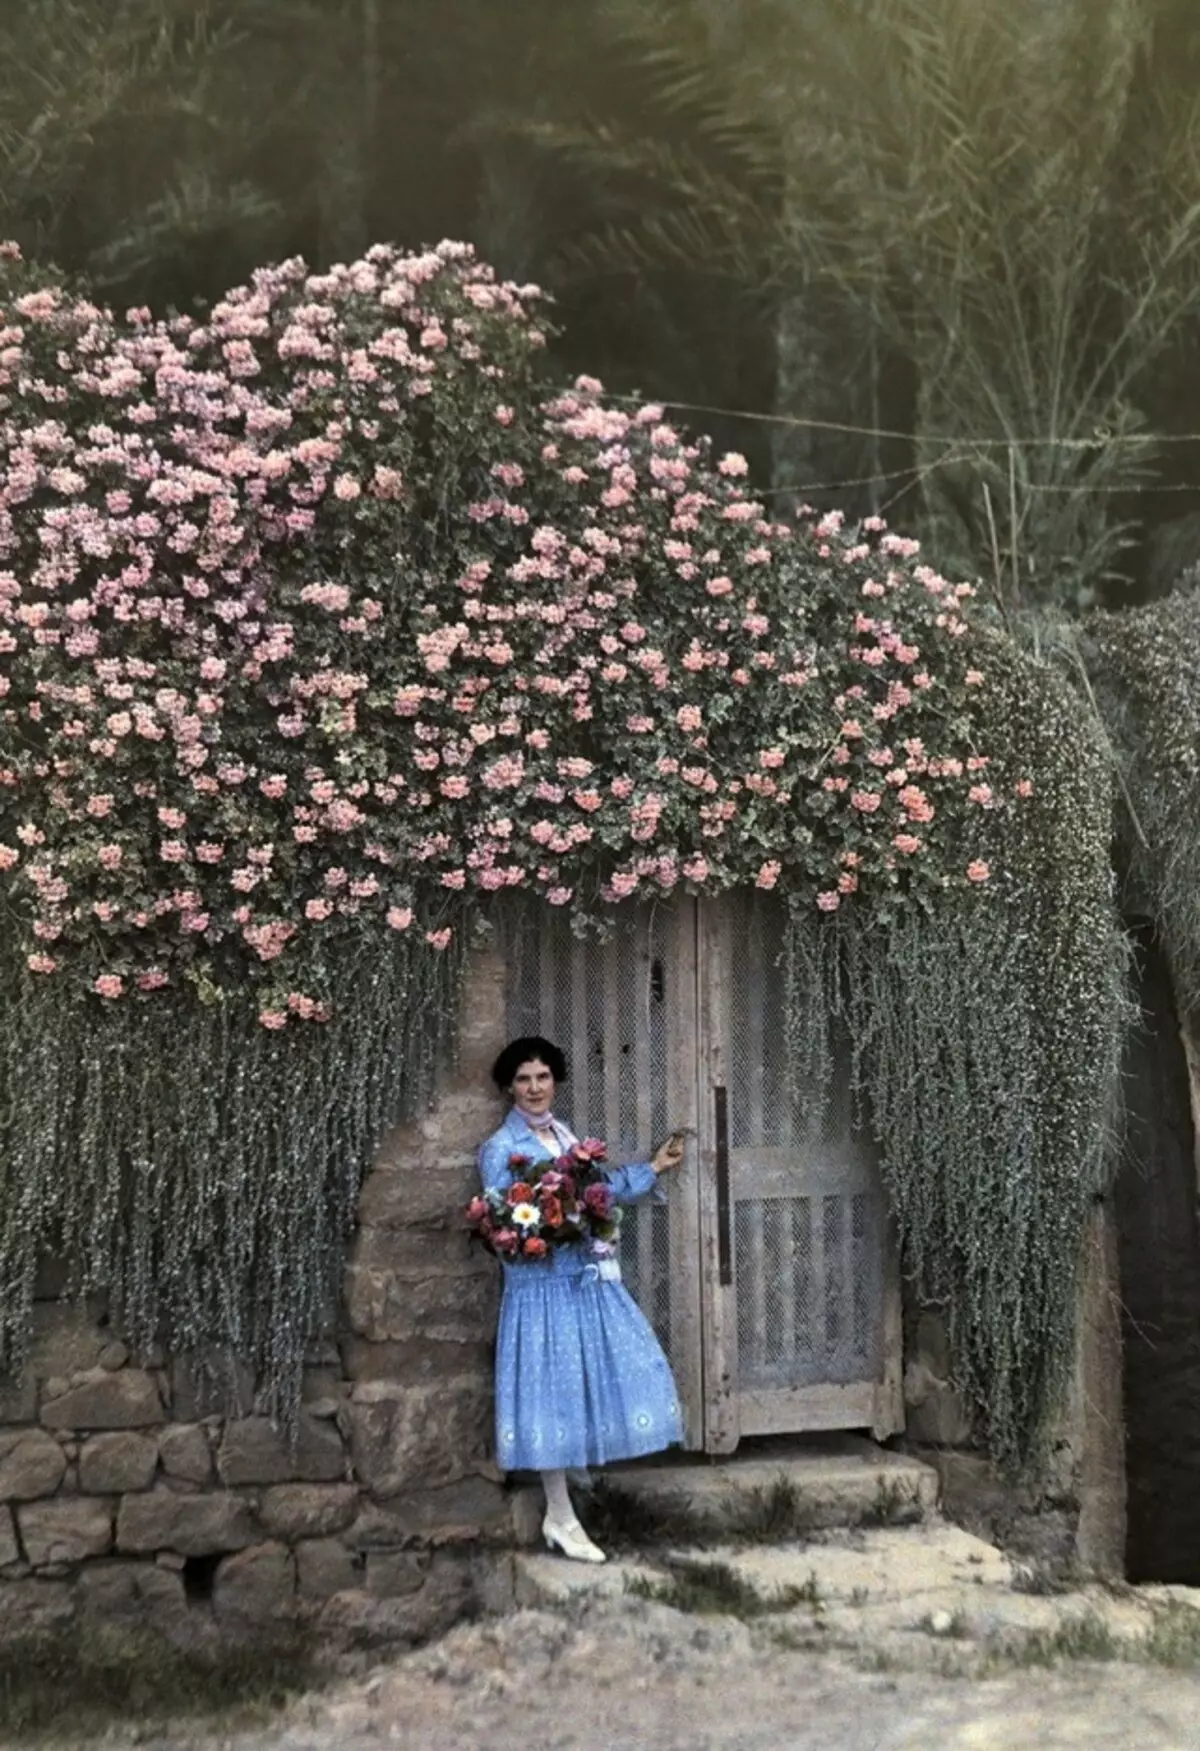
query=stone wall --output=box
[902,1204,1126,1579]
[0,948,516,1650]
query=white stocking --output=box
[541,1467,575,1525]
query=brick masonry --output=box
[0,946,515,1649]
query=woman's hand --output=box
[651,1132,686,1176]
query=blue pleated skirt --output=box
[493,1250,684,1473]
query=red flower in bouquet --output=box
[509,1180,534,1204]
[493,1229,519,1254]
[583,1183,615,1220]
[522,1236,548,1258]
[540,1194,564,1228]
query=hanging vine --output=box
[1083,592,1200,1020]
[0,240,1127,1457]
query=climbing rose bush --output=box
[0,240,1029,1021]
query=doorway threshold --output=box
[597,1434,938,1542]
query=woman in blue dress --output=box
[478,1034,684,1563]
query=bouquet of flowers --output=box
[465,1138,619,1262]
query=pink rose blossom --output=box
[94,974,124,999]
[967,860,991,884]
[815,891,842,912]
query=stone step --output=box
[581,1435,939,1546]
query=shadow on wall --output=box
[1115,924,1200,1584]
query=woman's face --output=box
[510,1057,555,1115]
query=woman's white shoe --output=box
[542,1515,607,1564]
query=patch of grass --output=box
[737,1476,816,1542]
[1009,1560,1071,1596]
[1005,1611,1119,1667]
[0,1623,317,1744]
[858,1476,925,1529]
[626,1558,823,1620]
[1140,1603,1200,1669]
[582,1479,702,1551]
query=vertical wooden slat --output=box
[746,1199,766,1381]
[602,928,622,1158]
[697,898,739,1452]
[873,1210,906,1439]
[745,895,766,1149]
[569,933,591,1138]
[841,1193,856,1365]
[779,1195,797,1374]
[667,900,705,1450]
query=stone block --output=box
[300,1368,348,1420]
[415,1091,505,1157]
[212,1541,296,1626]
[356,1166,478,1234]
[366,1548,427,1597]
[343,1267,496,1346]
[0,1506,19,1567]
[0,1375,37,1424]
[371,1478,511,1545]
[913,1310,953,1379]
[216,1415,346,1486]
[19,1498,113,1567]
[296,1537,360,1601]
[171,1355,256,1423]
[158,1423,213,1484]
[340,1501,416,1552]
[352,1225,477,1273]
[79,1432,159,1494]
[116,1486,256,1556]
[29,1302,110,1379]
[338,1336,492,1384]
[316,1552,471,1650]
[76,1560,190,1635]
[0,1429,68,1501]
[0,1578,75,1636]
[259,1483,360,1542]
[347,1379,491,1498]
[903,1362,974,1447]
[40,1369,164,1431]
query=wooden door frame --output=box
[692,896,904,1452]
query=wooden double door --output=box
[505,893,903,1452]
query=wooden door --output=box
[503,894,901,1453]
[504,900,705,1445]
[695,892,903,1451]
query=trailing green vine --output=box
[1084,592,1200,1020]
[0,238,1128,1459]
[784,636,1130,1472]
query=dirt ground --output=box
[139,1587,1200,1751]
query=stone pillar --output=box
[341,946,508,1535]
[1072,1204,1126,1577]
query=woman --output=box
[478,1035,685,1563]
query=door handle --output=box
[714,1084,733,1287]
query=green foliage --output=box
[546,0,1200,608]
[1083,592,1200,1018]
[0,927,463,1423]
[0,1622,315,1741]
[0,238,1129,1463]
[784,635,1130,1471]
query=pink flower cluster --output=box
[0,241,1022,1020]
